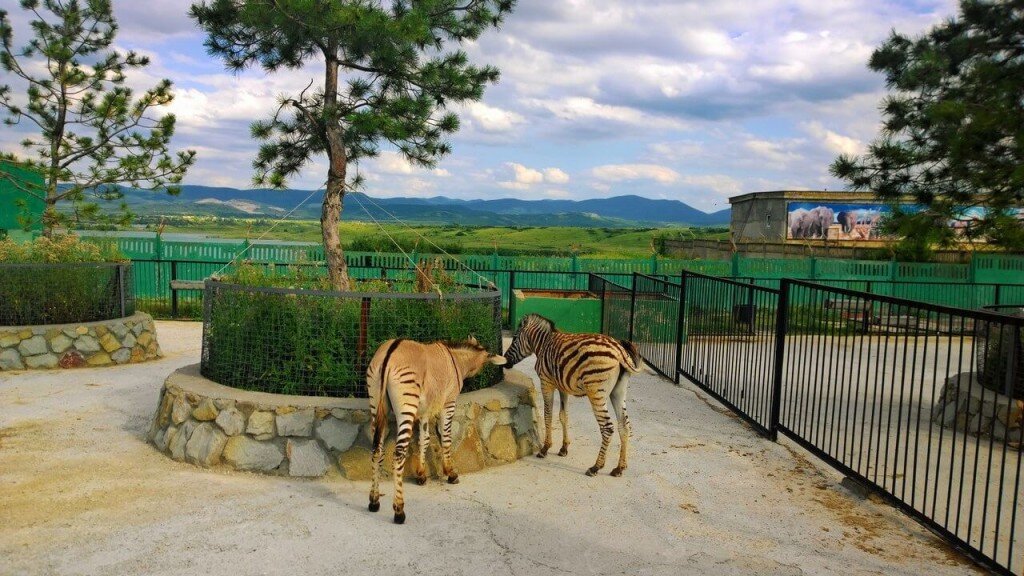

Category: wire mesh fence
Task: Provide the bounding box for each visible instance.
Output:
[0,262,134,325]
[200,281,503,398]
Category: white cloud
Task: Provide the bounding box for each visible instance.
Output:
[498,163,571,189]
[591,163,681,185]
[543,168,570,184]
[803,121,864,157]
[463,102,525,133]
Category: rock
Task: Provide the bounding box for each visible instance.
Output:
[17,329,32,340]
[941,401,959,428]
[484,399,503,412]
[214,398,235,410]
[99,332,121,353]
[514,404,537,436]
[350,410,370,424]
[95,325,109,338]
[58,350,86,366]
[17,335,47,357]
[485,425,517,462]
[517,434,536,458]
[75,325,88,335]
[169,420,198,461]
[153,426,173,452]
[111,323,129,339]
[171,394,192,425]
[24,353,58,369]
[130,347,145,363]
[276,409,315,437]
[137,332,153,347]
[286,439,330,477]
[111,348,131,364]
[61,327,78,339]
[132,322,145,336]
[76,334,101,353]
[338,446,373,480]
[86,352,112,366]
[0,348,24,370]
[247,411,276,440]
[452,425,484,473]
[185,423,228,467]
[479,407,512,441]
[223,436,285,472]
[0,332,20,348]
[315,417,360,452]
[192,398,219,421]
[49,334,73,354]
[122,332,137,349]
[215,406,246,436]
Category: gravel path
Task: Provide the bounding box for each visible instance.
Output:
[0,321,980,576]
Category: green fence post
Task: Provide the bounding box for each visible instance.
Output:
[651,254,658,275]
[889,259,898,282]
[731,252,740,278]
[809,256,817,280]
[967,255,978,284]
[154,232,163,261]
[571,253,579,273]
[241,238,251,261]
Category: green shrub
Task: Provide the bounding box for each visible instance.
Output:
[202,272,503,398]
[0,234,124,263]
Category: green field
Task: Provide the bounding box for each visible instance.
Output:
[147,216,728,258]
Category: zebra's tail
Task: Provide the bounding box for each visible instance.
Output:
[371,339,404,450]
[617,339,646,374]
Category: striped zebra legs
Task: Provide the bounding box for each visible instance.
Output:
[414,416,430,486]
[440,398,459,484]
[558,390,571,456]
[368,416,387,513]
[391,409,416,524]
[537,380,555,458]
[585,386,615,477]
[609,372,631,477]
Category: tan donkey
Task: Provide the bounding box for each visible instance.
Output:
[365,337,505,524]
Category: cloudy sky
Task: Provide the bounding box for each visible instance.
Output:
[1,0,958,212]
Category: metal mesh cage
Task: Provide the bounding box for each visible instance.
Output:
[0,262,134,325]
[200,281,503,398]
[977,305,1024,400]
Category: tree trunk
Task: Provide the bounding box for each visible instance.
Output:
[322,55,351,291]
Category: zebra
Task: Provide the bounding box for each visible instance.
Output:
[502,314,643,477]
[366,337,506,524]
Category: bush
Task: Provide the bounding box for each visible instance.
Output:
[201,277,503,398]
[0,235,132,325]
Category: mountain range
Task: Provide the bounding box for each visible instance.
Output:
[116,185,731,227]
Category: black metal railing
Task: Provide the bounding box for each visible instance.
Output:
[630,274,682,381]
[597,271,1023,575]
[0,262,134,325]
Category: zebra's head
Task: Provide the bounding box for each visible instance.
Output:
[502,314,555,368]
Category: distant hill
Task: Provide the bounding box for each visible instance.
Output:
[108,185,731,227]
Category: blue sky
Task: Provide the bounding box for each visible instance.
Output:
[1,0,958,212]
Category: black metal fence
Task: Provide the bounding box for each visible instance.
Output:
[0,262,134,325]
[200,280,503,398]
[596,271,1023,576]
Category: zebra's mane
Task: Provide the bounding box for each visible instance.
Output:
[525,313,556,333]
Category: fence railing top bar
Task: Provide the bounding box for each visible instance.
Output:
[205,280,502,301]
[786,278,1024,325]
[0,261,130,268]
[591,274,631,292]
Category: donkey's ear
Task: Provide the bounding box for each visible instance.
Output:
[467,334,478,345]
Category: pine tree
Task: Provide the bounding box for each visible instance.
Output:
[832,0,1024,253]
[190,0,515,290]
[0,0,196,234]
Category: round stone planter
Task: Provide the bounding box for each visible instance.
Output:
[147,364,541,479]
[933,372,1024,448]
[0,311,161,370]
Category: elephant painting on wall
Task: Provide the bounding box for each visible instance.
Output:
[787,202,889,241]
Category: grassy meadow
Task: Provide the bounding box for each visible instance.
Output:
[145,216,728,258]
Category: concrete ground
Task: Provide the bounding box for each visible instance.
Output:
[0,322,982,576]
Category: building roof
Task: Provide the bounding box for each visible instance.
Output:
[729,190,879,205]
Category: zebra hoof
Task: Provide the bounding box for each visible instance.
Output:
[447,475,460,485]
[415,476,427,486]
[393,512,406,524]
[610,467,625,477]
[558,446,569,457]
[585,466,600,477]
[536,452,546,459]
[368,500,380,512]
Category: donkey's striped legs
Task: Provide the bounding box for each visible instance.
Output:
[609,372,631,477]
[368,417,387,512]
[414,416,430,486]
[440,399,459,484]
[391,409,416,524]
[537,381,555,458]
[585,387,615,477]
[557,390,571,456]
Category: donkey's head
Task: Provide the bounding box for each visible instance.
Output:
[448,336,506,378]
[503,313,555,368]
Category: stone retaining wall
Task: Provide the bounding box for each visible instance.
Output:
[0,312,161,370]
[147,364,540,479]
[932,372,1024,447]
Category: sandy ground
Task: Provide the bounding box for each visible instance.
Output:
[0,322,984,576]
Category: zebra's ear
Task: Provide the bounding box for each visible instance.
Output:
[467,334,478,345]
[489,355,507,366]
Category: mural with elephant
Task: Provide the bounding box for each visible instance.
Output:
[787,202,886,241]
